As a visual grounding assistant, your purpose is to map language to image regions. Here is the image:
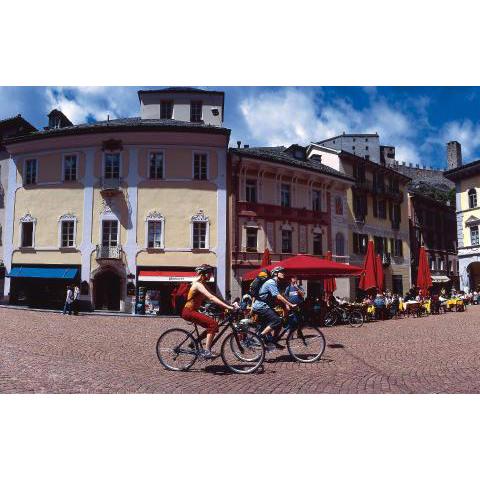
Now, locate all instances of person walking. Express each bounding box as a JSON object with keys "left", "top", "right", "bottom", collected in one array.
[
  {"left": 63, "top": 285, "right": 74, "bottom": 315},
  {"left": 73, "top": 285, "right": 80, "bottom": 315}
]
